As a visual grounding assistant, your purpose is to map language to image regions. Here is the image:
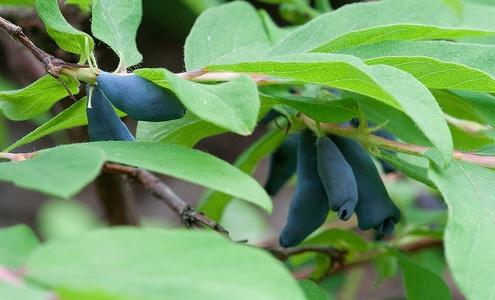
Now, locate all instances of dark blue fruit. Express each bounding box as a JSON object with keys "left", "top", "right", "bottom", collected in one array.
[
  {"left": 264, "top": 134, "right": 298, "bottom": 196},
  {"left": 316, "top": 136, "right": 358, "bottom": 221},
  {"left": 96, "top": 72, "right": 185, "bottom": 122},
  {"left": 280, "top": 129, "right": 329, "bottom": 248},
  {"left": 331, "top": 136, "right": 401, "bottom": 237},
  {"left": 86, "top": 85, "right": 134, "bottom": 142}
]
